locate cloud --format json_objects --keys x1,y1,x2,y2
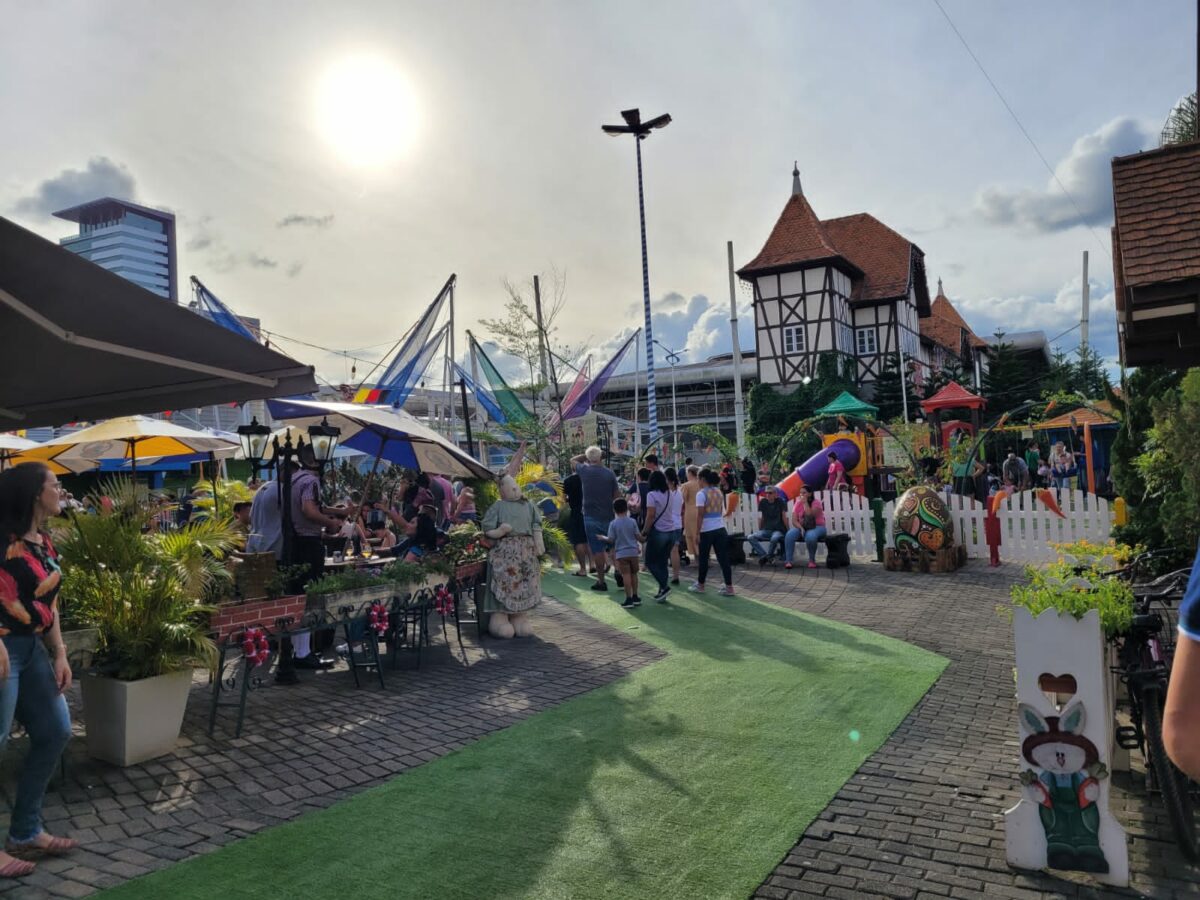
[
  {"x1": 974, "y1": 117, "x2": 1153, "y2": 232},
  {"x1": 14, "y1": 157, "x2": 137, "y2": 217},
  {"x1": 247, "y1": 253, "x2": 277, "y2": 269},
  {"x1": 954, "y1": 275, "x2": 1118, "y2": 365},
  {"x1": 286, "y1": 261, "x2": 304, "y2": 278},
  {"x1": 277, "y1": 213, "x2": 334, "y2": 229}
]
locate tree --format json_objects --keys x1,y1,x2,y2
[
  {"x1": 871, "y1": 355, "x2": 916, "y2": 423},
  {"x1": 921, "y1": 358, "x2": 968, "y2": 401},
  {"x1": 981, "y1": 333, "x2": 1027, "y2": 414},
  {"x1": 1161, "y1": 91, "x2": 1198, "y2": 146},
  {"x1": 479, "y1": 269, "x2": 579, "y2": 398},
  {"x1": 744, "y1": 354, "x2": 856, "y2": 465},
  {"x1": 1111, "y1": 365, "x2": 1185, "y2": 553}
]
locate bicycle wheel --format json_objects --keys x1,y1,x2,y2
[{"x1": 1140, "y1": 682, "x2": 1198, "y2": 861}]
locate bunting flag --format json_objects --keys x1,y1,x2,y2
[
  {"x1": 544, "y1": 356, "x2": 593, "y2": 432},
  {"x1": 559, "y1": 330, "x2": 639, "y2": 420},
  {"x1": 190, "y1": 277, "x2": 258, "y2": 341},
  {"x1": 353, "y1": 275, "x2": 453, "y2": 403},
  {"x1": 470, "y1": 335, "x2": 534, "y2": 424},
  {"x1": 452, "y1": 361, "x2": 507, "y2": 424},
  {"x1": 354, "y1": 323, "x2": 448, "y2": 407}
]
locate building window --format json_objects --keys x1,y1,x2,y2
[
  {"x1": 856, "y1": 327, "x2": 877, "y2": 355},
  {"x1": 782, "y1": 325, "x2": 805, "y2": 355}
]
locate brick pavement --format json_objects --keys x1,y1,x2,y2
[
  {"x1": 742, "y1": 560, "x2": 1199, "y2": 900},
  {"x1": 0, "y1": 599, "x2": 663, "y2": 898},
  {"x1": 2, "y1": 561, "x2": 1196, "y2": 898}
]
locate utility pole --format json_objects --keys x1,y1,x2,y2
[
  {"x1": 534, "y1": 274, "x2": 566, "y2": 447},
  {"x1": 1080, "y1": 250, "x2": 1090, "y2": 353},
  {"x1": 727, "y1": 240, "x2": 747, "y2": 455}
]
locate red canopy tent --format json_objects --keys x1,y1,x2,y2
[{"x1": 919, "y1": 381, "x2": 986, "y2": 447}]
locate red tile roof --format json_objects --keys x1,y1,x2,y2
[
  {"x1": 920, "y1": 380, "x2": 986, "y2": 413},
  {"x1": 821, "y1": 214, "x2": 914, "y2": 302},
  {"x1": 919, "y1": 286, "x2": 989, "y2": 351},
  {"x1": 738, "y1": 194, "x2": 920, "y2": 305},
  {"x1": 737, "y1": 193, "x2": 848, "y2": 274},
  {"x1": 1112, "y1": 141, "x2": 1200, "y2": 288}
]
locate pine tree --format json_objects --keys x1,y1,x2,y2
[
  {"x1": 981, "y1": 333, "x2": 1027, "y2": 413},
  {"x1": 871, "y1": 355, "x2": 915, "y2": 422}
]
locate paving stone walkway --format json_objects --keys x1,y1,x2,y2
[
  {"x1": 0, "y1": 600, "x2": 664, "y2": 898},
  {"x1": 2, "y1": 560, "x2": 1195, "y2": 898},
  {"x1": 741, "y1": 560, "x2": 1199, "y2": 900}
]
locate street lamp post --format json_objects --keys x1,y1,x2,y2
[
  {"x1": 603, "y1": 107, "x2": 671, "y2": 445},
  {"x1": 652, "y1": 339, "x2": 684, "y2": 461},
  {"x1": 237, "y1": 417, "x2": 340, "y2": 685}
]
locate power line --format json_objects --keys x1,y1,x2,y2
[{"x1": 931, "y1": 0, "x2": 1112, "y2": 260}]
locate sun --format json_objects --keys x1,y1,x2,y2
[{"x1": 315, "y1": 54, "x2": 418, "y2": 167}]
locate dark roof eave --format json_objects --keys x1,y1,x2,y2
[{"x1": 736, "y1": 254, "x2": 865, "y2": 282}]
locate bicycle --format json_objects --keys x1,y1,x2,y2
[{"x1": 1105, "y1": 552, "x2": 1197, "y2": 861}]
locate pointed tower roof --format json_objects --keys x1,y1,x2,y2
[
  {"x1": 920, "y1": 279, "x2": 989, "y2": 350},
  {"x1": 738, "y1": 165, "x2": 858, "y2": 278}
]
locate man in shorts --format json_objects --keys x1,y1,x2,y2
[{"x1": 570, "y1": 446, "x2": 621, "y2": 592}]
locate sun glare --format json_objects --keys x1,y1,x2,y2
[{"x1": 315, "y1": 54, "x2": 418, "y2": 167}]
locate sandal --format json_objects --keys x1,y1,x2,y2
[
  {"x1": 0, "y1": 854, "x2": 34, "y2": 877},
  {"x1": 6, "y1": 833, "x2": 78, "y2": 858}
]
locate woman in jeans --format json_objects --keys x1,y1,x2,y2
[
  {"x1": 664, "y1": 468, "x2": 683, "y2": 585},
  {"x1": 641, "y1": 470, "x2": 682, "y2": 603},
  {"x1": 689, "y1": 470, "x2": 734, "y2": 596},
  {"x1": 784, "y1": 484, "x2": 826, "y2": 570},
  {"x1": 0, "y1": 463, "x2": 78, "y2": 878}
]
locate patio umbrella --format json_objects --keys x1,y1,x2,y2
[
  {"x1": 11, "y1": 415, "x2": 238, "y2": 479},
  {"x1": 0, "y1": 434, "x2": 37, "y2": 471},
  {"x1": 0, "y1": 216, "x2": 317, "y2": 429},
  {"x1": 267, "y1": 399, "x2": 492, "y2": 509}
]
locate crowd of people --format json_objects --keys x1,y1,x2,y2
[{"x1": 563, "y1": 447, "x2": 832, "y2": 608}]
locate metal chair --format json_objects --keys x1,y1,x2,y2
[{"x1": 339, "y1": 601, "x2": 387, "y2": 689}]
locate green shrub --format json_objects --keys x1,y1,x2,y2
[{"x1": 1008, "y1": 557, "x2": 1134, "y2": 639}]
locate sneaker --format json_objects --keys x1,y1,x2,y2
[
  {"x1": 632, "y1": 595, "x2": 642, "y2": 607},
  {"x1": 784, "y1": 562, "x2": 793, "y2": 570},
  {"x1": 614, "y1": 571, "x2": 624, "y2": 588},
  {"x1": 620, "y1": 596, "x2": 637, "y2": 609},
  {"x1": 687, "y1": 582, "x2": 705, "y2": 593},
  {"x1": 718, "y1": 586, "x2": 735, "y2": 596},
  {"x1": 653, "y1": 586, "x2": 669, "y2": 602},
  {"x1": 807, "y1": 562, "x2": 817, "y2": 569},
  {"x1": 590, "y1": 581, "x2": 608, "y2": 592},
  {"x1": 670, "y1": 577, "x2": 680, "y2": 585}
]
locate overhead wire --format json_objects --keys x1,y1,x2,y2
[{"x1": 930, "y1": 0, "x2": 1112, "y2": 260}]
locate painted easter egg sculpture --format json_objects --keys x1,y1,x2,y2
[{"x1": 892, "y1": 485, "x2": 954, "y2": 552}]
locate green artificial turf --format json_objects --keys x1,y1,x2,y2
[{"x1": 101, "y1": 571, "x2": 946, "y2": 900}]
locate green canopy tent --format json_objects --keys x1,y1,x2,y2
[{"x1": 814, "y1": 390, "x2": 878, "y2": 419}]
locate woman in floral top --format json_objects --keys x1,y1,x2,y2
[{"x1": 0, "y1": 463, "x2": 78, "y2": 877}]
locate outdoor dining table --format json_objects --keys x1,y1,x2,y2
[{"x1": 323, "y1": 553, "x2": 388, "y2": 570}]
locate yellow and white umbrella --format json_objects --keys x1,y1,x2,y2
[
  {"x1": 11, "y1": 415, "x2": 238, "y2": 477},
  {"x1": 0, "y1": 434, "x2": 38, "y2": 472}
]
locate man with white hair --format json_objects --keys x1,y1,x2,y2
[{"x1": 570, "y1": 446, "x2": 622, "y2": 592}]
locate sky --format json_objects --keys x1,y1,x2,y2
[{"x1": 2, "y1": 1, "x2": 1196, "y2": 388}]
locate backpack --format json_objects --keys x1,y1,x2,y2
[{"x1": 1002, "y1": 457, "x2": 1022, "y2": 485}]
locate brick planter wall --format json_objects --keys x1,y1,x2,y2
[{"x1": 210, "y1": 595, "x2": 306, "y2": 641}]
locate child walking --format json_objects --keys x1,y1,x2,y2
[{"x1": 600, "y1": 498, "x2": 644, "y2": 609}]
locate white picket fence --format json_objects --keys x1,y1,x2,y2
[
  {"x1": 726, "y1": 490, "x2": 879, "y2": 559},
  {"x1": 728, "y1": 488, "x2": 1113, "y2": 565}
]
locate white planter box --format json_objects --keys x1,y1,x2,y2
[{"x1": 80, "y1": 669, "x2": 193, "y2": 766}]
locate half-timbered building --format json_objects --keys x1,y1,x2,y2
[
  {"x1": 737, "y1": 166, "x2": 933, "y2": 395},
  {"x1": 917, "y1": 279, "x2": 990, "y2": 388}
]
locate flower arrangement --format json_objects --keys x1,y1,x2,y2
[
  {"x1": 442, "y1": 523, "x2": 488, "y2": 568},
  {"x1": 434, "y1": 586, "x2": 454, "y2": 616},
  {"x1": 242, "y1": 627, "x2": 271, "y2": 668},
  {"x1": 368, "y1": 601, "x2": 389, "y2": 637}
]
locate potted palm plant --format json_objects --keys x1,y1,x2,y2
[{"x1": 57, "y1": 479, "x2": 233, "y2": 766}]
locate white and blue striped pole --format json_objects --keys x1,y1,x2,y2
[{"x1": 635, "y1": 136, "x2": 659, "y2": 444}]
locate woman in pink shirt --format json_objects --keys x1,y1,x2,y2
[
  {"x1": 783, "y1": 485, "x2": 826, "y2": 569},
  {"x1": 826, "y1": 451, "x2": 848, "y2": 491}
]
